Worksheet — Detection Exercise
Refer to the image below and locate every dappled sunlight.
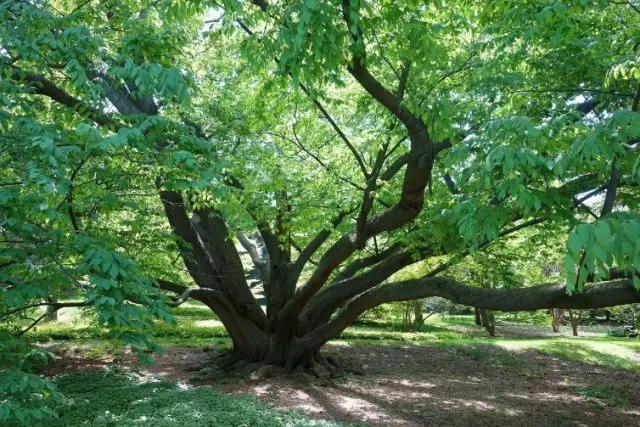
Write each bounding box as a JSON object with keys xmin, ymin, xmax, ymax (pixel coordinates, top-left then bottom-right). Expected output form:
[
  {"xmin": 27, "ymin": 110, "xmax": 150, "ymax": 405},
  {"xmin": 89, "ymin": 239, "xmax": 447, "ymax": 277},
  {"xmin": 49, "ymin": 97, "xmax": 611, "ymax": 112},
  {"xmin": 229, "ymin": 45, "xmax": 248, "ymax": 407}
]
[
  {"xmin": 446, "ymin": 377, "xmax": 485, "ymax": 385},
  {"xmin": 195, "ymin": 319, "xmax": 224, "ymax": 328},
  {"xmin": 494, "ymin": 339, "xmax": 549, "ymax": 351},
  {"xmin": 42, "ymin": 341, "xmax": 640, "ymax": 426},
  {"xmin": 495, "ymin": 338, "xmax": 640, "ymax": 363},
  {"xmin": 531, "ymin": 392, "xmax": 583, "ymax": 404},
  {"xmin": 503, "ymin": 393, "xmax": 531, "ymax": 400},
  {"xmin": 555, "ymin": 377, "xmax": 586, "ymax": 388},
  {"xmin": 281, "ymin": 343, "xmax": 638, "ymax": 425},
  {"xmin": 330, "ymin": 395, "xmax": 397, "ymax": 422},
  {"xmin": 580, "ymin": 341, "xmax": 640, "ymax": 361},
  {"xmin": 251, "ymin": 384, "xmax": 326, "ymax": 413},
  {"xmin": 252, "ymin": 384, "xmax": 271, "ymax": 396},
  {"xmin": 381, "ymin": 379, "xmax": 437, "ymax": 389},
  {"xmin": 439, "ymin": 397, "xmax": 518, "ymax": 415},
  {"xmin": 327, "ymin": 341, "xmax": 353, "ymax": 347},
  {"xmin": 38, "ymin": 311, "xmax": 640, "ymax": 426}
]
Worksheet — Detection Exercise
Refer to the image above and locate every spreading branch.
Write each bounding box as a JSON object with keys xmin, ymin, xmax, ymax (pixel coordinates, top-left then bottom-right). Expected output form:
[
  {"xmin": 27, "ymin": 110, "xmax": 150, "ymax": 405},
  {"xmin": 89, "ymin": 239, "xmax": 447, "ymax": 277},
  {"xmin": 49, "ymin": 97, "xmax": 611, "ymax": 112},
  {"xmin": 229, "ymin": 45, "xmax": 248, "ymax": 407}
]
[{"xmin": 298, "ymin": 278, "xmax": 640, "ymax": 351}]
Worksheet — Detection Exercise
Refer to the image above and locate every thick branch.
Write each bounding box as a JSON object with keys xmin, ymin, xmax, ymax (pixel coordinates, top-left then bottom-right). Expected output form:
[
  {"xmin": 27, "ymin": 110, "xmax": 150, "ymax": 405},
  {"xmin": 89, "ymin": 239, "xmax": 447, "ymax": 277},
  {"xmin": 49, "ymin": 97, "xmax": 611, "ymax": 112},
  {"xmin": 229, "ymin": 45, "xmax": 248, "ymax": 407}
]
[
  {"xmin": 301, "ymin": 248, "xmax": 415, "ymax": 328},
  {"xmin": 340, "ymin": 0, "xmax": 423, "ymax": 136},
  {"xmin": 289, "ymin": 209, "xmax": 350, "ymax": 284},
  {"xmin": 379, "ymin": 153, "xmax": 409, "ymax": 181},
  {"xmin": 11, "ymin": 69, "xmax": 117, "ymax": 127},
  {"xmin": 155, "ymin": 278, "xmax": 189, "ymax": 294},
  {"xmin": 159, "ymin": 190, "xmax": 221, "ymax": 289},
  {"xmin": 193, "ymin": 208, "xmax": 268, "ymax": 328},
  {"xmin": 299, "ymin": 278, "xmax": 640, "ymax": 350},
  {"xmin": 336, "ymin": 244, "xmax": 401, "ymax": 281},
  {"xmin": 601, "ymin": 166, "xmax": 621, "ymax": 217}
]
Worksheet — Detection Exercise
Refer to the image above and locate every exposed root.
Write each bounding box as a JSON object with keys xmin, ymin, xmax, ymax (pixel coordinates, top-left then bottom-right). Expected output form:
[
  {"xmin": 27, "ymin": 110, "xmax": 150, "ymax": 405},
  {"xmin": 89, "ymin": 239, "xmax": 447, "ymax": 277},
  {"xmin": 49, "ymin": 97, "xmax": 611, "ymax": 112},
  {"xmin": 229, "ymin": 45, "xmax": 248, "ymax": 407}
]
[
  {"xmin": 189, "ymin": 348, "xmax": 358, "ymax": 385},
  {"xmin": 256, "ymin": 364, "xmax": 282, "ymax": 379},
  {"xmin": 214, "ymin": 352, "xmax": 243, "ymax": 369},
  {"xmin": 310, "ymin": 363, "xmax": 329, "ymax": 379}
]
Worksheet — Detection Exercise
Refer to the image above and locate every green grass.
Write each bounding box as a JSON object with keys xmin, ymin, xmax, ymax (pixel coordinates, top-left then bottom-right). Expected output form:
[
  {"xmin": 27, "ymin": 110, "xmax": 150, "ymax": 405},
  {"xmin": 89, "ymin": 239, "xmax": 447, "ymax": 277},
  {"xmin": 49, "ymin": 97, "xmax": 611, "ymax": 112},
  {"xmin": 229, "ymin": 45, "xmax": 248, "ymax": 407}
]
[
  {"xmin": 22, "ymin": 306, "xmax": 640, "ymax": 373},
  {"xmin": 340, "ymin": 322, "xmax": 472, "ymax": 341},
  {"xmin": 48, "ymin": 370, "xmax": 343, "ymax": 427},
  {"xmin": 26, "ymin": 304, "xmax": 229, "ymax": 347},
  {"xmin": 577, "ymin": 385, "xmax": 637, "ymax": 407},
  {"xmin": 536, "ymin": 341, "xmax": 640, "ymax": 371},
  {"xmin": 169, "ymin": 306, "xmax": 217, "ymax": 319}
]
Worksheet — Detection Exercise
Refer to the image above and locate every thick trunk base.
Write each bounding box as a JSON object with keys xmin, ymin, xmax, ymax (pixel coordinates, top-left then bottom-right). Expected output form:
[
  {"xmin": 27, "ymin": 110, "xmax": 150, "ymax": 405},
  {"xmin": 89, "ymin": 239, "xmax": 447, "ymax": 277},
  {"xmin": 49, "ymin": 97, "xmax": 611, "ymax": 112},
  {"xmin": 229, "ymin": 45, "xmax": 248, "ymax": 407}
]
[{"xmin": 191, "ymin": 347, "xmax": 357, "ymax": 385}]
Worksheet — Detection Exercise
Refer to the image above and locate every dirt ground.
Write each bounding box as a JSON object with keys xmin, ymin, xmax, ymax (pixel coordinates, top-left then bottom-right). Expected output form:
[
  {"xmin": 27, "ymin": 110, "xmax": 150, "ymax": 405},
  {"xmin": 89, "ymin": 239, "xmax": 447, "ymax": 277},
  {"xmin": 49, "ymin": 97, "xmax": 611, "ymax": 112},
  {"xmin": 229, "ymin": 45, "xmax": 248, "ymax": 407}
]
[{"xmin": 43, "ymin": 342, "xmax": 640, "ymax": 427}]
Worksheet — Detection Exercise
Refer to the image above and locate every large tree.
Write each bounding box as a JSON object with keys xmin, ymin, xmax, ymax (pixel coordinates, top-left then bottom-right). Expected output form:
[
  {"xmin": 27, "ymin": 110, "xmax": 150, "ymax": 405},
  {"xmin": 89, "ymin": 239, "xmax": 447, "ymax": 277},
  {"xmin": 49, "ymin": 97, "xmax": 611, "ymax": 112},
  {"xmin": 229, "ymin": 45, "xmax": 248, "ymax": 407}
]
[{"xmin": 1, "ymin": 0, "xmax": 640, "ymax": 384}]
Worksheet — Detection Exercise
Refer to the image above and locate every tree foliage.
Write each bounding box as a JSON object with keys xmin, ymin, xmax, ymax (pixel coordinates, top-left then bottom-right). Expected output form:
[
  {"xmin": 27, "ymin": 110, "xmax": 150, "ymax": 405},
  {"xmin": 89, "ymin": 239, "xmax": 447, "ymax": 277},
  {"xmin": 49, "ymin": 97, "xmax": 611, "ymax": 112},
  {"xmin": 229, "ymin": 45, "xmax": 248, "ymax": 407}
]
[{"xmin": 1, "ymin": 0, "xmax": 640, "ymax": 424}]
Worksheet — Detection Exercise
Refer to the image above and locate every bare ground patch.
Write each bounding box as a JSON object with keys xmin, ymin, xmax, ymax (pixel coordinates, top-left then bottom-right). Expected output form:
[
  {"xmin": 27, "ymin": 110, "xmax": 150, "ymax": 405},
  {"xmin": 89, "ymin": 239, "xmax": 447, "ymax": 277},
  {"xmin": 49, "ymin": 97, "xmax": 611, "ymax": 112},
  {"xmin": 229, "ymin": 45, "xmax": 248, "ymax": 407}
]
[{"xmin": 43, "ymin": 343, "xmax": 640, "ymax": 426}]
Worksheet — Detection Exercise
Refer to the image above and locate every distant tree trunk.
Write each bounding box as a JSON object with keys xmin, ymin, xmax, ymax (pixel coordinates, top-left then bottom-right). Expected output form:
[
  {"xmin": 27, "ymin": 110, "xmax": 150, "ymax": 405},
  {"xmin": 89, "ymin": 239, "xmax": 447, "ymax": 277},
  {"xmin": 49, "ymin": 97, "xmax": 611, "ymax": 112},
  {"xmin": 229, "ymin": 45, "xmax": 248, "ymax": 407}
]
[
  {"xmin": 402, "ymin": 300, "xmax": 424, "ymax": 330},
  {"xmin": 480, "ymin": 309, "xmax": 496, "ymax": 336},
  {"xmin": 413, "ymin": 300, "xmax": 424, "ymax": 326},
  {"xmin": 480, "ymin": 277, "xmax": 495, "ymax": 336},
  {"xmin": 551, "ymin": 308, "xmax": 564, "ymax": 332},
  {"xmin": 474, "ymin": 307, "xmax": 482, "ymax": 326},
  {"xmin": 44, "ymin": 297, "xmax": 57, "ymax": 322},
  {"xmin": 569, "ymin": 309, "xmax": 582, "ymax": 336},
  {"xmin": 403, "ymin": 301, "xmax": 411, "ymax": 330}
]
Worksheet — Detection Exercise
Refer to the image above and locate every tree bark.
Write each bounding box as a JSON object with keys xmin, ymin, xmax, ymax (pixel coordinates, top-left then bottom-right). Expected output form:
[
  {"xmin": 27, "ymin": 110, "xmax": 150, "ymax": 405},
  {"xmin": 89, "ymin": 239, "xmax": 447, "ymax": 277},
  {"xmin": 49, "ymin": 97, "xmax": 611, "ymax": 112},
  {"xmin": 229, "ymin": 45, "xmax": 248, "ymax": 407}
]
[
  {"xmin": 294, "ymin": 278, "xmax": 640, "ymax": 357},
  {"xmin": 44, "ymin": 297, "xmax": 58, "ymax": 323},
  {"xmin": 413, "ymin": 300, "xmax": 424, "ymax": 326},
  {"xmin": 569, "ymin": 309, "xmax": 582, "ymax": 336},
  {"xmin": 474, "ymin": 308, "xmax": 482, "ymax": 326},
  {"xmin": 551, "ymin": 308, "xmax": 563, "ymax": 333},
  {"xmin": 480, "ymin": 309, "xmax": 495, "ymax": 336}
]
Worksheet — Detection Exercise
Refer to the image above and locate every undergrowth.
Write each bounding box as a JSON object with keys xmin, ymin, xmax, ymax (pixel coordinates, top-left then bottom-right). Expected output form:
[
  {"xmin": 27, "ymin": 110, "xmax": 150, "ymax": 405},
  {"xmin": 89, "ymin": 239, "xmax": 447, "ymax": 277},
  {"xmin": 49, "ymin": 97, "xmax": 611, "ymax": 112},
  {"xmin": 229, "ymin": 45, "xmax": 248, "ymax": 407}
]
[{"xmin": 49, "ymin": 370, "xmax": 344, "ymax": 427}]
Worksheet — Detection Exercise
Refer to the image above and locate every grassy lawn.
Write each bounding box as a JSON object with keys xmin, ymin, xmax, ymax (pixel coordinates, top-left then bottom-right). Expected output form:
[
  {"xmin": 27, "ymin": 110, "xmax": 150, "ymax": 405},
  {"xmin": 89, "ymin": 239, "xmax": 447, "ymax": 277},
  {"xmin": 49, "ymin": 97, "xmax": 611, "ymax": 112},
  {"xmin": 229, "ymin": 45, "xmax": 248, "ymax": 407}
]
[{"xmin": 26, "ymin": 306, "xmax": 640, "ymax": 373}]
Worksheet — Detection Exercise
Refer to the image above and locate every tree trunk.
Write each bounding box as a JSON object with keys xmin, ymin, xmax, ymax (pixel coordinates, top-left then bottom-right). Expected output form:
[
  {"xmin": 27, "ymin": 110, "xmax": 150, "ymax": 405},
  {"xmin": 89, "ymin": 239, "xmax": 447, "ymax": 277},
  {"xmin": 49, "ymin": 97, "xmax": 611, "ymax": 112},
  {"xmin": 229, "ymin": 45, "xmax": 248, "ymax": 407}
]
[
  {"xmin": 164, "ymin": 276, "xmax": 640, "ymax": 374},
  {"xmin": 403, "ymin": 301, "xmax": 411, "ymax": 330},
  {"xmin": 480, "ymin": 278, "xmax": 495, "ymax": 336},
  {"xmin": 413, "ymin": 300, "xmax": 424, "ymax": 326},
  {"xmin": 551, "ymin": 308, "xmax": 564, "ymax": 332},
  {"xmin": 569, "ymin": 309, "xmax": 581, "ymax": 336},
  {"xmin": 44, "ymin": 297, "xmax": 58, "ymax": 322},
  {"xmin": 480, "ymin": 308, "xmax": 495, "ymax": 336},
  {"xmin": 474, "ymin": 307, "xmax": 482, "ymax": 326}
]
